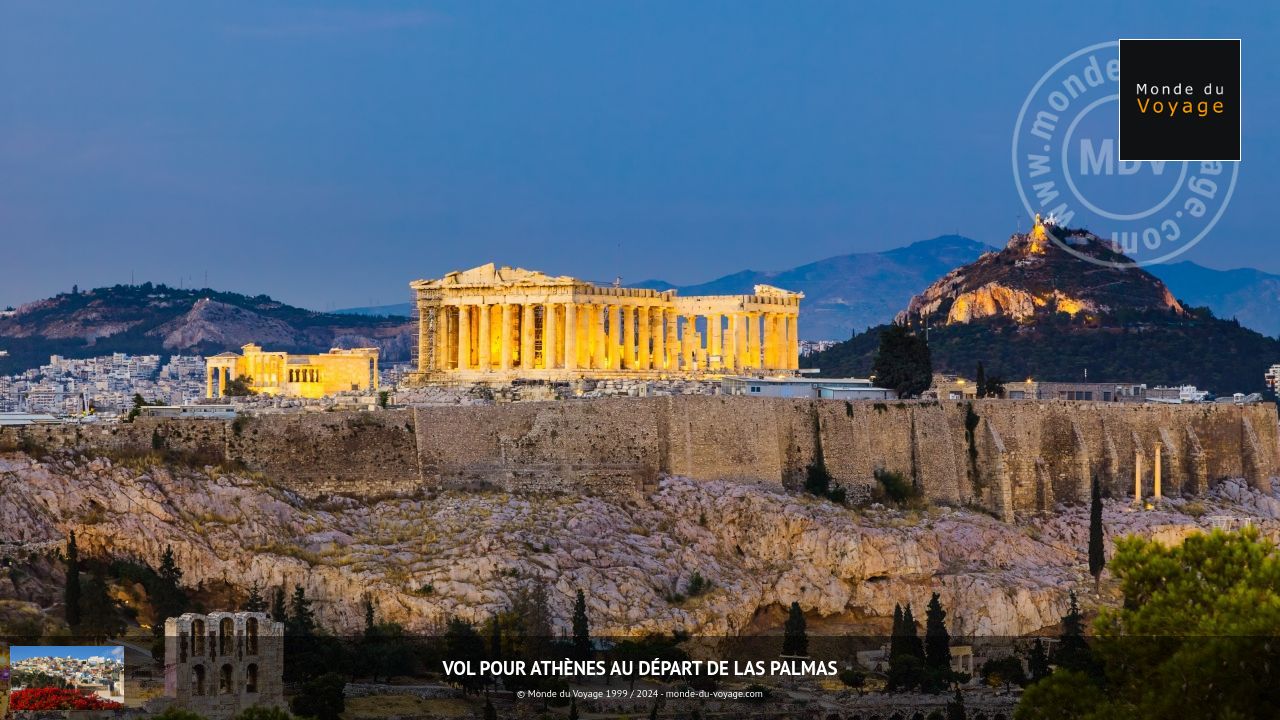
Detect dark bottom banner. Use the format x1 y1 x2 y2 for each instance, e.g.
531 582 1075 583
1 632 1277 719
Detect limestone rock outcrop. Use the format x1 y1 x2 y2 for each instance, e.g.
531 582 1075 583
896 224 1183 326
2 451 1277 639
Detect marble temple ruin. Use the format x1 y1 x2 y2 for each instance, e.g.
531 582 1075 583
407 263 803 383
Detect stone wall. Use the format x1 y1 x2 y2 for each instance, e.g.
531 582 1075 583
3 398 1277 519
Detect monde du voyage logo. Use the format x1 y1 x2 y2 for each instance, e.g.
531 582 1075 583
1012 40 1241 268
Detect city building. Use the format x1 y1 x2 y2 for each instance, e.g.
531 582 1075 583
0 412 60 426
407 263 803 383
1 352 210 415
1267 364 1280 391
1147 385 1210 403
799 339 840 357
932 375 1150 402
721 375 895 400
140 404 237 420
205 344 379 399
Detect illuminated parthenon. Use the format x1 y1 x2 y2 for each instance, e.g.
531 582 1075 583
407 263 802 383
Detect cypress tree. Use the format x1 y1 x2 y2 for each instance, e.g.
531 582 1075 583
568 697 579 720
923 593 952 692
483 697 497 720
488 614 503 662
271 585 287 621
888 601 925 692
243 581 267 613
65 530 81 629
363 595 376 635
1027 639 1051 683
782 601 808 657
1055 591 1095 677
1089 477 1106 591
150 544 188 634
81 569 123 640
289 585 316 636
889 603 904 659
975 362 987 398
902 603 924 660
571 589 592 661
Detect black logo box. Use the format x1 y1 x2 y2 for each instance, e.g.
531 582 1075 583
1119 39 1240 161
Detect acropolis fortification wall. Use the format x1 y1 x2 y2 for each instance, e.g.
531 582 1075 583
4 397 1277 520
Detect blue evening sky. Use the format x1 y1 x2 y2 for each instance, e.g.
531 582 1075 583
2 1 1276 310
10 645 124 662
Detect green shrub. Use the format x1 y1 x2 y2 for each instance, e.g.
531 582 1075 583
838 668 866 688
233 707 293 720
684 572 711 598
874 468 919 505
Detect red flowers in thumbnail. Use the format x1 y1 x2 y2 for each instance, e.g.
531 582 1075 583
9 686 125 711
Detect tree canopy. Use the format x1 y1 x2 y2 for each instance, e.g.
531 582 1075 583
871 324 932 398
1017 529 1280 719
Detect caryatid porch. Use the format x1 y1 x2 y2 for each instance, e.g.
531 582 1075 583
408 264 803 383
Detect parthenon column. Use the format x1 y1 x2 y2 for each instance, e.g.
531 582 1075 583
733 313 747 370
724 313 739 372
417 302 431 373
564 303 578 370
708 313 722 370
578 303 592 368
457 305 471 370
746 312 761 369
607 304 622 370
499 303 514 370
651 308 665 370
678 316 691 371
622 306 636 369
590 304 606 369
762 313 777 369
638 307 650 369
543 303 558 369
436 307 452 371
520 304 536 368
786 313 799 369
663 310 677 370
477 303 492 370
635 307 649 370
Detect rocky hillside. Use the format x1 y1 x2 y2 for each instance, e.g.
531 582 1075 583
3 450 1278 640
0 283 414 374
808 223 1280 394
897 222 1183 326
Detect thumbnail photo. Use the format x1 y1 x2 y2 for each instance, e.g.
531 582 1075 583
8 645 125 711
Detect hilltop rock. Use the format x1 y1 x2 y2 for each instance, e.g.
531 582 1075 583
898 221 1183 326
151 298 300 349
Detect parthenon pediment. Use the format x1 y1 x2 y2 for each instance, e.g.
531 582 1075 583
422 263 579 289
754 284 805 299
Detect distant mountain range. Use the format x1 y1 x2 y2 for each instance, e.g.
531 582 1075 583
4 235 1275 377
337 236 1280 341
0 284 414 375
1146 262 1280 337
